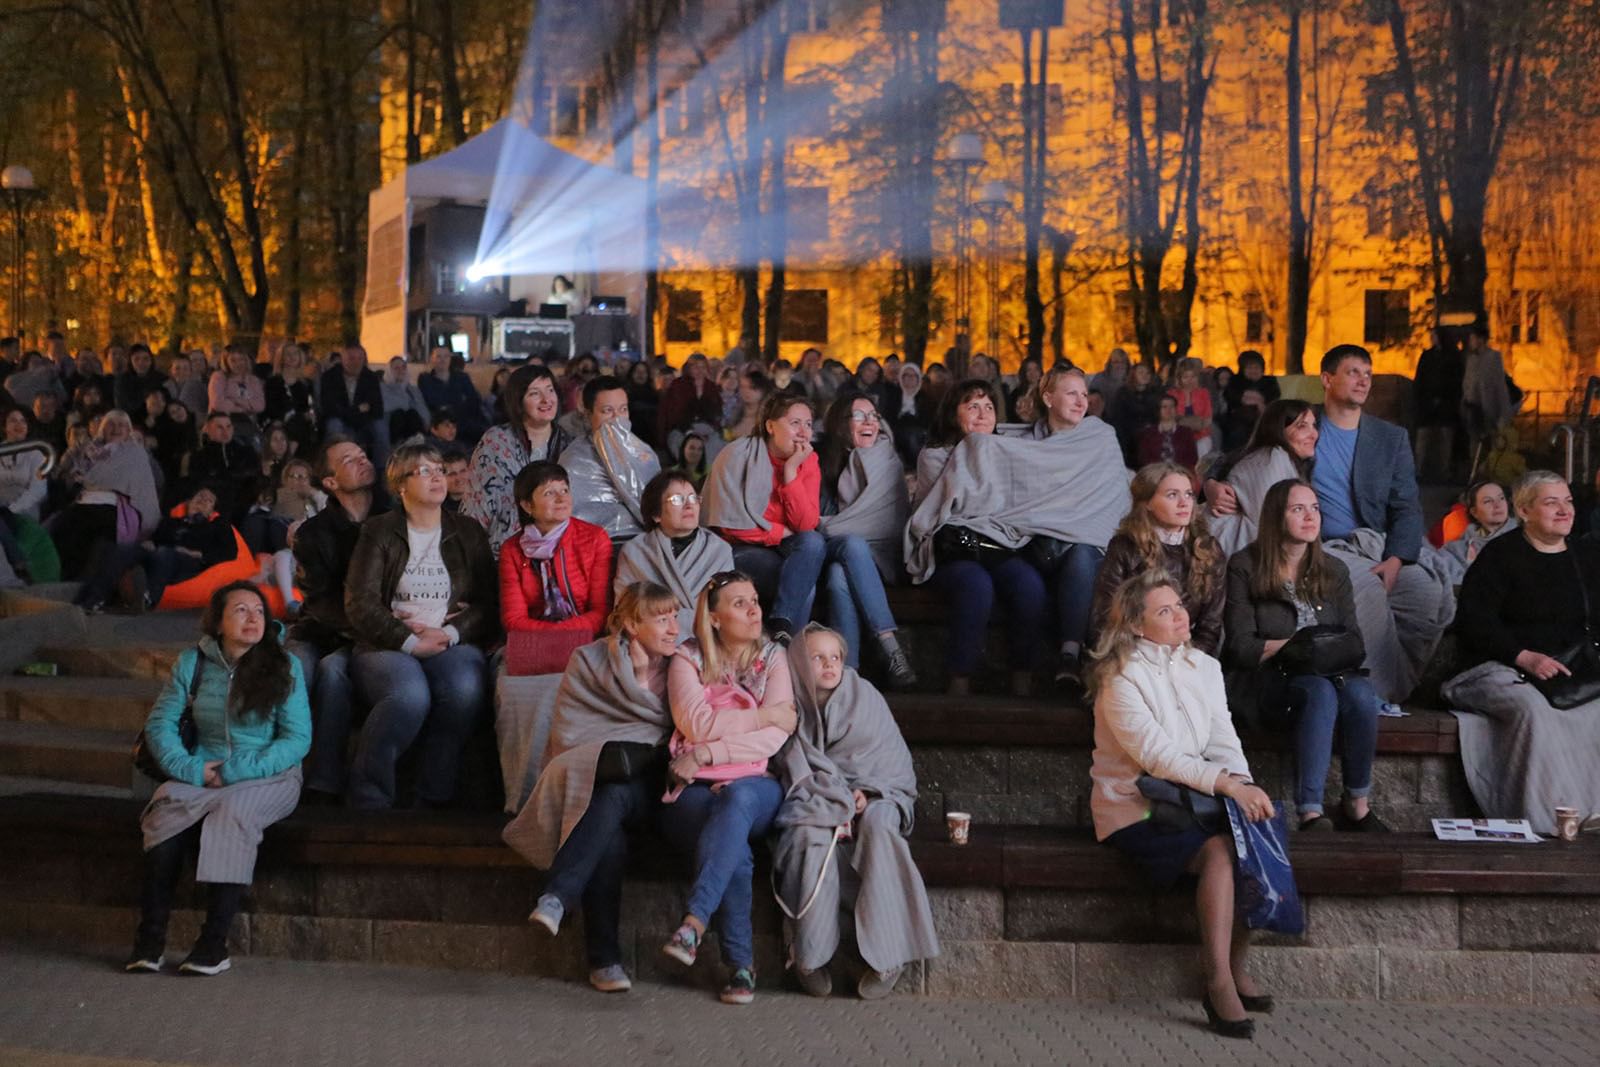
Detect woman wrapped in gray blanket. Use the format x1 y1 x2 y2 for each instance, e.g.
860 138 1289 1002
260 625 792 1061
504 582 680 994
772 625 939 999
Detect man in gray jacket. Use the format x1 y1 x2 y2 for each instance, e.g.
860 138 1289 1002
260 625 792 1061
1310 344 1454 703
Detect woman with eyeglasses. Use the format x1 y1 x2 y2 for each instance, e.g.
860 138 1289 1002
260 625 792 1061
345 442 497 809
816 391 915 686
614 469 734 636
499 461 614 639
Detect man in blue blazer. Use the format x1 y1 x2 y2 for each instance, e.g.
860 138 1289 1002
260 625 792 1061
1311 344 1455 702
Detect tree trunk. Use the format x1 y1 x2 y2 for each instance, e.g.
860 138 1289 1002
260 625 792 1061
645 32 662 360
434 0 468 148
1285 0 1309 373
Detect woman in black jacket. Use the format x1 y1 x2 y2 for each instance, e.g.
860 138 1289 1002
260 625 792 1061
1222 479 1386 832
345 441 497 809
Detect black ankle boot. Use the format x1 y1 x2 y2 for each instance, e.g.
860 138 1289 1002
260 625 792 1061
180 882 243 976
878 633 918 689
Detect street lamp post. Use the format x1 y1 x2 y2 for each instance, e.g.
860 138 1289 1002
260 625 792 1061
973 180 1014 363
1 165 44 338
943 133 985 361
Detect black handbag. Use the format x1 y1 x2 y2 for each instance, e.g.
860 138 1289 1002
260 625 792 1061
131 656 204 782
1532 554 1600 709
1137 775 1225 834
593 741 665 786
933 524 1018 570
1275 624 1366 678
1021 535 1072 574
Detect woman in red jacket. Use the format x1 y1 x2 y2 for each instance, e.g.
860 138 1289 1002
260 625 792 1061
499 461 615 638
699 392 826 643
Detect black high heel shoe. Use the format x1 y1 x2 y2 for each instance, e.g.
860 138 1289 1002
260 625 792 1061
1202 994 1257 1039
1238 992 1275 1014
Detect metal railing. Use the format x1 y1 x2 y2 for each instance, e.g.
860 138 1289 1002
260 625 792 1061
0 439 55 477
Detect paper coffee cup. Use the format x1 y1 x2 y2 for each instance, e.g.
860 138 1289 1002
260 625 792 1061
1555 807 1582 841
946 811 972 846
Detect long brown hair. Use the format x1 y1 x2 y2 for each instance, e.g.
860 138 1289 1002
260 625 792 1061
819 389 880 489
201 581 292 723
1249 478 1332 603
691 570 761 682
1115 462 1223 606
1087 571 1183 695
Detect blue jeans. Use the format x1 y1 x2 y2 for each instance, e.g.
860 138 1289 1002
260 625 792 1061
1277 673 1381 815
731 529 826 631
288 639 354 795
932 556 1048 676
658 776 783 969
348 644 488 809
1046 542 1105 650
543 774 656 968
822 533 897 667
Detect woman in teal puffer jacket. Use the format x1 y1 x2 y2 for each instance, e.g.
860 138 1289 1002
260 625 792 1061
126 580 311 977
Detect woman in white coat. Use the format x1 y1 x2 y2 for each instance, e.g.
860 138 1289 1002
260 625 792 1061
1088 570 1278 1040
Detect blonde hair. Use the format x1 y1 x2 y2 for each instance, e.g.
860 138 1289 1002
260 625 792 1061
1037 365 1087 408
608 580 679 635
1512 469 1567 518
692 571 760 682
1087 571 1182 695
1114 462 1223 607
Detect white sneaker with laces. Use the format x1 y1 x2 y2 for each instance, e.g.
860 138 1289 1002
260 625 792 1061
589 965 632 993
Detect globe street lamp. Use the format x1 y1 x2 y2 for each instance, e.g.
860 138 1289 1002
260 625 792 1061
943 133 985 360
0 165 44 338
973 180 1014 362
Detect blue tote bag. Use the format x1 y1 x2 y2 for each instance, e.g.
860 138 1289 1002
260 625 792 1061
1224 798 1305 935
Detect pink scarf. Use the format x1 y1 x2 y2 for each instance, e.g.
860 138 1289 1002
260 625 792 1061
518 520 577 621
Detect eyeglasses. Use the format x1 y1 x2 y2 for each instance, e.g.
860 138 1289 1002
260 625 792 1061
407 463 446 479
848 410 881 424
666 492 699 507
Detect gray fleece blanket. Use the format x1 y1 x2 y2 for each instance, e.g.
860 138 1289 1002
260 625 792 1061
904 418 1129 583
1206 445 1302 558
613 527 735 636
501 634 671 868
700 435 772 532
772 665 938 972
819 438 909 581
83 439 161 537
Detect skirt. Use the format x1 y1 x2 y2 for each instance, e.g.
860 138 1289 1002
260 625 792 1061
140 766 301 884
1104 816 1217 890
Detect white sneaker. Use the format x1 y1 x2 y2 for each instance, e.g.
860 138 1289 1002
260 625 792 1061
589 965 632 993
529 893 564 935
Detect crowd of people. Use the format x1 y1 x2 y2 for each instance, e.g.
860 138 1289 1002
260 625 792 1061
4 329 1589 1036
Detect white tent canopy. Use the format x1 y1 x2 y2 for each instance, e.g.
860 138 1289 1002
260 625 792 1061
361 121 649 362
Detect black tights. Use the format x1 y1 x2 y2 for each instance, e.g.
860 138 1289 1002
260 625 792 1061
135 824 245 952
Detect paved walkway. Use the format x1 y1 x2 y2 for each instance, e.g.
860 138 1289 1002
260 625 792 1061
2 943 1597 1067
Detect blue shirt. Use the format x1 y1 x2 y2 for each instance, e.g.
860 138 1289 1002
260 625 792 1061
1313 418 1360 540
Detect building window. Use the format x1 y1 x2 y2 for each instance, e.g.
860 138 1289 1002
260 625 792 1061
781 289 829 343
664 286 703 343
1245 292 1267 344
787 186 831 253
1364 73 1400 133
555 87 580 137
1363 289 1410 348
780 0 833 34
1114 290 1137 344
787 83 835 139
1115 78 1182 135
1510 290 1542 344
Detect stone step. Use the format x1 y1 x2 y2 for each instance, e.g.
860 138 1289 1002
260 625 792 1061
0 675 164 733
5 794 1598 1004
34 643 188 681
0 722 131 789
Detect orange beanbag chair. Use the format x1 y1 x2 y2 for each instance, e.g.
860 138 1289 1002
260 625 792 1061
154 526 259 611
1427 503 1468 549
